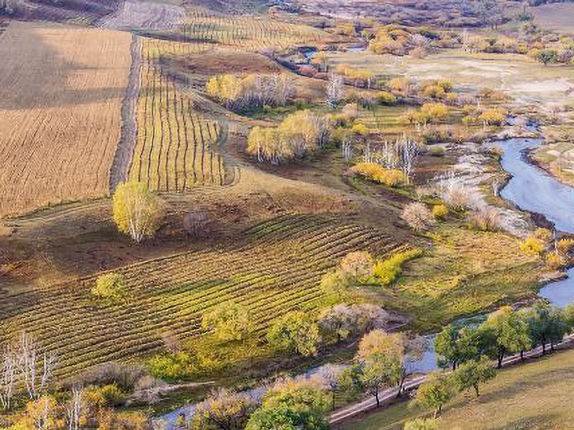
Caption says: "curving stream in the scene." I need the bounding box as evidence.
[156,133,574,427]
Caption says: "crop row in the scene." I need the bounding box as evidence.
[129,39,234,192]
[0,216,400,375]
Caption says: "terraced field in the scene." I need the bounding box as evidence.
[0,215,402,376]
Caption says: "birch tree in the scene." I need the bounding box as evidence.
[65,387,85,430]
[14,331,58,400]
[326,74,344,107]
[112,182,165,242]
[0,347,16,410]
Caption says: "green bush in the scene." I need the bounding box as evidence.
[86,384,127,407]
[149,352,196,382]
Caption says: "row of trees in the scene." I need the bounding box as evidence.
[246,110,331,164]
[206,73,295,110]
[435,303,574,371]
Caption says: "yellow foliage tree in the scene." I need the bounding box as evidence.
[112,182,165,242]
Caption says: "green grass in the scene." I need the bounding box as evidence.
[373,225,543,332]
[336,346,574,430]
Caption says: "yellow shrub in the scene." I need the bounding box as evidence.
[558,238,574,255]
[432,204,449,219]
[546,252,566,270]
[519,237,545,255]
[351,162,407,187]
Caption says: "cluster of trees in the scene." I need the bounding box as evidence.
[206,73,295,110]
[367,26,461,57]
[400,103,450,127]
[246,110,331,164]
[519,228,574,269]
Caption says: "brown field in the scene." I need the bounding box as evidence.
[0,22,131,218]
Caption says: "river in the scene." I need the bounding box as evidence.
[156,133,574,428]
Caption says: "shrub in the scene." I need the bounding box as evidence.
[266,311,320,357]
[85,384,127,408]
[432,204,449,219]
[534,228,553,243]
[92,273,127,303]
[421,103,449,122]
[379,91,397,105]
[519,237,545,255]
[478,109,506,126]
[401,203,436,232]
[467,207,501,232]
[350,162,407,187]
[149,352,196,382]
[423,85,446,99]
[373,249,422,285]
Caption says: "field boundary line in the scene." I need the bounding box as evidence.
[110,34,142,192]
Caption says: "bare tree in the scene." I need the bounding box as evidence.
[0,347,16,410]
[14,332,58,399]
[326,73,344,108]
[65,387,85,430]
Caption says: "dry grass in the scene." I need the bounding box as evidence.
[0,22,131,217]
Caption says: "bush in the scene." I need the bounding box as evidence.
[350,162,407,187]
[373,249,422,285]
[519,237,545,255]
[86,384,127,408]
[92,273,127,303]
[149,352,196,382]
[379,91,397,105]
[401,203,436,232]
[432,204,449,219]
[467,207,501,232]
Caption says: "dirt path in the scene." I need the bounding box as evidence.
[110,34,142,192]
[330,335,574,425]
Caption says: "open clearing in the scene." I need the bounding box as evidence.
[0,21,131,217]
[337,346,574,430]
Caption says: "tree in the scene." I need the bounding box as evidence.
[65,387,85,430]
[319,270,351,302]
[525,302,568,354]
[326,73,344,107]
[91,273,127,303]
[201,302,254,342]
[335,364,364,403]
[361,353,402,407]
[404,418,439,430]
[451,357,496,397]
[413,372,454,418]
[484,306,532,368]
[245,406,328,430]
[434,325,484,370]
[339,251,374,281]
[357,330,405,361]
[190,389,258,430]
[0,345,16,410]
[112,182,164,243]
[537,49,558,66]
[261,378,330,417]
[267,312,320,357]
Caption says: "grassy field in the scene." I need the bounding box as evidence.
[337,346,574,430]
[372,225,542,331]
[0,21,131,217]
[323,49,574,106]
